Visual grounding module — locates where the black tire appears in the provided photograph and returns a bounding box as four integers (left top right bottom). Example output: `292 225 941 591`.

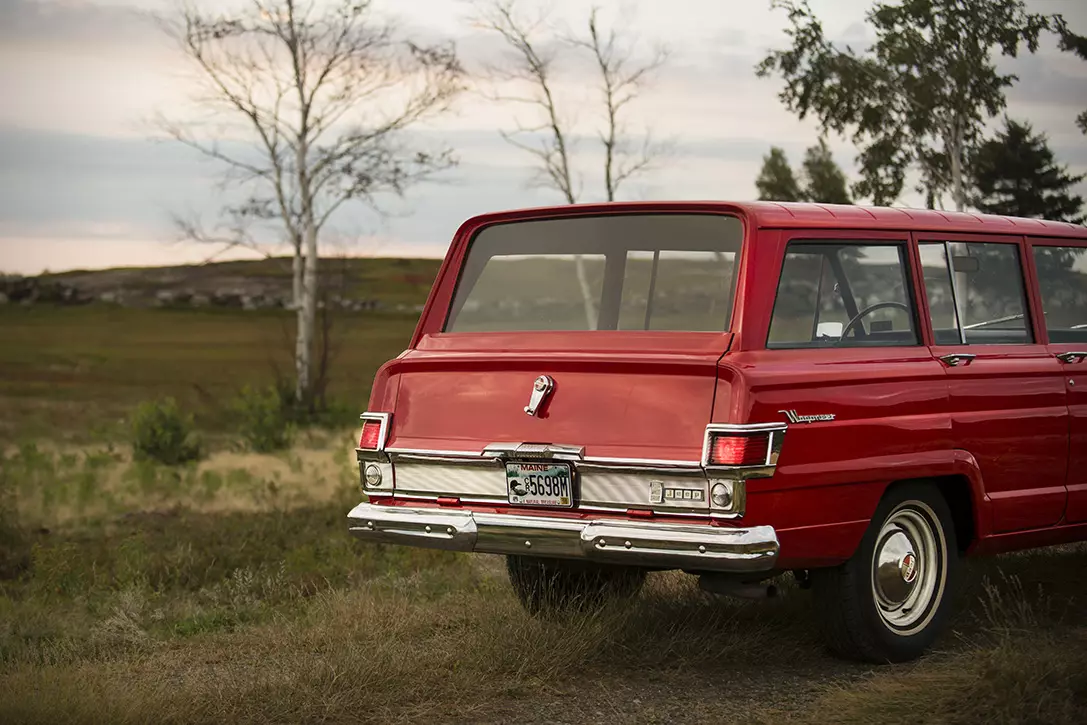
506 555 646 616
810 482 959 663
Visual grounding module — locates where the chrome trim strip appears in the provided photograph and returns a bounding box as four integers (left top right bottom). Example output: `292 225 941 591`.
385 447 485 459
582 456 703 469
386 493 740 519
575 461 704 475
389 453 500 466
483 442 585 459
347 502 778 573
944 240 968 345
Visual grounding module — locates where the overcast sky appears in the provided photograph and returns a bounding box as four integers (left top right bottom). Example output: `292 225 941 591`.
1 0 1085 274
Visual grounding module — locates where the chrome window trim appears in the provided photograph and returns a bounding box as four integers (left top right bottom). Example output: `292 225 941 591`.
944 241 968 345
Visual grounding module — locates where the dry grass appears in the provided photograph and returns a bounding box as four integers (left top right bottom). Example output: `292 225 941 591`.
2 435 1085 724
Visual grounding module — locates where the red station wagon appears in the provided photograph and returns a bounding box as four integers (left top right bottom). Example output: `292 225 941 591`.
349 201 1087 663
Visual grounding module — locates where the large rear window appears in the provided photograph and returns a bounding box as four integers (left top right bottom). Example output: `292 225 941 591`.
444 214 743 332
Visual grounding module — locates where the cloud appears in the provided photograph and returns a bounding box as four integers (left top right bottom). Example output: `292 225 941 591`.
0 0 157 51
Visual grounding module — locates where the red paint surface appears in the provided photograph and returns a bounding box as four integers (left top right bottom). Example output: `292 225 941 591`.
363 202 1087 567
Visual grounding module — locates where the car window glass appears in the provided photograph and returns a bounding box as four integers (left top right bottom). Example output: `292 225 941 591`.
618 250 735 331
1032 245 1087 344
451 254 607 331
446 214 743 332
951 242 1033 344
768 242 918 348
919 244 963 345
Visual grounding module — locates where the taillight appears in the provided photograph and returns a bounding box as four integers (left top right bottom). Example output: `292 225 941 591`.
709 434 769 466
358 413 390 451
359 421 382 449
703 423 786 470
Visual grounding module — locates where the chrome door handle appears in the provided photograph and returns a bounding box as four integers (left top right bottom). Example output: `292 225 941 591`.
939 353 977 368
1056 351 1087 364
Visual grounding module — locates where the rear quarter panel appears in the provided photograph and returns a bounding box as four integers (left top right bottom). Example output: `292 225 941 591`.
721 227 957 568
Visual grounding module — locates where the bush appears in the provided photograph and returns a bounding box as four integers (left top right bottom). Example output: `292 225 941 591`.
130 398 202 465
233 385 294 453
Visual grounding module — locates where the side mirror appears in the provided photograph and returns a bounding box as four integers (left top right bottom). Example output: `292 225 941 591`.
816 322 844 339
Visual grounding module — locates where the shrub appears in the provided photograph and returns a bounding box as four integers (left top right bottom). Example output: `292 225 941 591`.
233 385 294 453
130 398 202 465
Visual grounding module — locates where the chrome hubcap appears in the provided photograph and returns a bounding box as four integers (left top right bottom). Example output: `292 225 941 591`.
871 502 946 635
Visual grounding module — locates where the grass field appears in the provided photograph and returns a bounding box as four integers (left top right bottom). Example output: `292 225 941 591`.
1 301 1086 724
0 305 419 444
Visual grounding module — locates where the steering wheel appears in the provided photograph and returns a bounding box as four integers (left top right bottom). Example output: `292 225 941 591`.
837 301 910 344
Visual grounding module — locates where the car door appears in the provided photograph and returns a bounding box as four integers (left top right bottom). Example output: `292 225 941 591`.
916 235 1068 533
1029 240 1087 523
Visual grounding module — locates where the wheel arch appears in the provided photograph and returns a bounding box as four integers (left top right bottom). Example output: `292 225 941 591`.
881 451 991 554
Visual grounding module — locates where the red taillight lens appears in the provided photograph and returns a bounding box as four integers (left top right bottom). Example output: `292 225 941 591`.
710 434 769 466
359 421 382 449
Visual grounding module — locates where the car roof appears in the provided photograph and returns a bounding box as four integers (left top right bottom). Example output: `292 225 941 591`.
743 201 1086 239
468 201 1087 240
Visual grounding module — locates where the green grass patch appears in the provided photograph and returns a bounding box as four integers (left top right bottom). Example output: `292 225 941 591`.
0 305 417 444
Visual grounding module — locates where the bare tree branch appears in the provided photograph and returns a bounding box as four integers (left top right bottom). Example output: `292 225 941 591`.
156 0 464 406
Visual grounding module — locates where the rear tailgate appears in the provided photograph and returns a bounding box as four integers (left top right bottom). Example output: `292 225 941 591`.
388 332 733 461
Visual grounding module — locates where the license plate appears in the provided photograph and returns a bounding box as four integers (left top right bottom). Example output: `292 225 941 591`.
506 461 573 508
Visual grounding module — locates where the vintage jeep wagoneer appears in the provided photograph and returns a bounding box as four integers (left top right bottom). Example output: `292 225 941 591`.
349 201 1087 662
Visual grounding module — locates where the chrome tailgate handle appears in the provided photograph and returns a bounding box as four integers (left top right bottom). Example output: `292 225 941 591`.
1056 351 1087 364
939 353 976 368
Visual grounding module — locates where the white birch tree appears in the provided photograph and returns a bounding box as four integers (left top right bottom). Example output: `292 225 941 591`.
159 0 463 407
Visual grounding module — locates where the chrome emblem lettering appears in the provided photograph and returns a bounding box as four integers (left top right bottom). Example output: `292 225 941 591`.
524 375 555 417
779 409 836 424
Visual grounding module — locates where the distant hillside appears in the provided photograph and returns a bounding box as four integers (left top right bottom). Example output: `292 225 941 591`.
2 257 443 312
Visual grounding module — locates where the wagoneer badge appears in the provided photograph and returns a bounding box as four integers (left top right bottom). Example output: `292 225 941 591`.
524 375 555 417
779 409 836 424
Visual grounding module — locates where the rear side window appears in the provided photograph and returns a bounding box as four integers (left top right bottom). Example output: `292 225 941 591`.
445 215 741 332
919 241 1033 345
1032 245 1087 343
768 242 918 348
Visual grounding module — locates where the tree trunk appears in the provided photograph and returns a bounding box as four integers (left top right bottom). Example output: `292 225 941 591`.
949 121 967 213
297 220 317 407
295 129 317 408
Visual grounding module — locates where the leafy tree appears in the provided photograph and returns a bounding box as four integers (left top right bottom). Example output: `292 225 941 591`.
801 139 852 204
756 142 851 204
756 147 803 202
757 0 1057 210
971 119 1085 223
1056 20 1087 133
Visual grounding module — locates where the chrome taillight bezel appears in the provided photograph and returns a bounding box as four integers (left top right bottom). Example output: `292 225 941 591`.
701 422 787 478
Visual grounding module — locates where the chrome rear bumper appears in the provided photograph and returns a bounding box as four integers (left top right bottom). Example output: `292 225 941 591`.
347 502 779 573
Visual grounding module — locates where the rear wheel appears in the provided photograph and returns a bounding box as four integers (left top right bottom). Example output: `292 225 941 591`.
506 555 646 615
811 483 958 663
